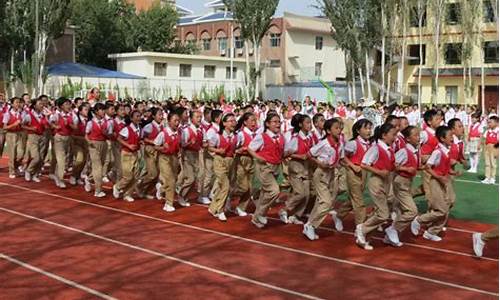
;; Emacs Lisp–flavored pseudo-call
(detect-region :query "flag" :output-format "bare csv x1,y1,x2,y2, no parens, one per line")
319,78,335,105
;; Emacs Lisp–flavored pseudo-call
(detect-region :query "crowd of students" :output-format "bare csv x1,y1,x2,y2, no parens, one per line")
0,93,498,256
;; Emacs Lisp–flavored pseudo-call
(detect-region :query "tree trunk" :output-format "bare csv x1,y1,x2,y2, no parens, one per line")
34,31,49,96
244,41,251,102
380,5,386,103
358,67,365,98
432,1,443,105
385,54,392,104
365,51,372,100
481,64,485,112
351,59,357,103
417,2,424,110
400,6,407,104
9,48,15,98
253,38,260,100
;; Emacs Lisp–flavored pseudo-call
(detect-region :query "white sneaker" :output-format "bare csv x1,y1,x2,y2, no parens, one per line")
235,207,248,217
218,212,227,221
32,176,41,183
423,230,442,242
24,172,31,182
77,179,84,185
303,223,317,241
84,178,92,192
58,181,67,189
390,211,397,221
156,183,162,200
489,178,496,184
472,233,485,257
48,174,56,181
481,178,491,184
377,225,384,232
178,198,191,207
69,176,77,186
410,217,421,236
198,197,211,205
251,218,265,229
102,176,110,183
8,174,15,179
256,215,268,225
278,209,288,224
112,185,121,199
384,226,403,247
356,239,374,251
355,224,367,245
94,191,106,198
144,194,155,200
163,203,175,212
331,210,344,232
123,195,135,202
288,215,304,225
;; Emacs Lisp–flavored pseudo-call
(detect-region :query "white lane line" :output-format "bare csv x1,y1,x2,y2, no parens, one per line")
415,174,499,186
0,207,323,300
0,183,497,297
0,253,117,300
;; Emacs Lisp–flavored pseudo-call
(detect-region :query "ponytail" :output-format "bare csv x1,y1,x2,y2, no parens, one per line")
371,123,394,144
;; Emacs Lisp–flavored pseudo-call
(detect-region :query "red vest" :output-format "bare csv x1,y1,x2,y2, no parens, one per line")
112,119,126,141
184,126,203,152
485,130,498,145
469,123,481,139
372,144,395,171
449,141,465,162
0,105,7,129
27,111,48,135
122,125,140,153
73,117,87,137
6,110,21,132
201,122,211,134
348,139,369,166
218,133,238,157
337,106,346,118
144,122,163,145
327,136,342,166
432,149,451,177
398,147,418,178
160,130,180,155
87,119,109,141
394,135,406,152
256,133,285,165
55,113,73,136
293,132,313,156
421,128,438,155
238,129,255,155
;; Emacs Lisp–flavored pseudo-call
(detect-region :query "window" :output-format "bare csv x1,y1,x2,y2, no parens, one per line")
315,62,322,77
445,86,458,104
234,36,244,49
218,37,227,52
270,33,281,47
408,44,426,65
269,60,281,68
202,38,211,51
408,84,421,103
154,62,167,77
484,0,496,23
446,3,461,25
226,67,237,79
484,41,499,63
444,43,462,65
315,36,323,50
204,65,216,78
179,64,192,77
186,39,196,47
410,5,427,27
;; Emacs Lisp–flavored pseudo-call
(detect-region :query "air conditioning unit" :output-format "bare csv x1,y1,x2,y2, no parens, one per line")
237,48,244,55
249,48,254,55
220,49,226,56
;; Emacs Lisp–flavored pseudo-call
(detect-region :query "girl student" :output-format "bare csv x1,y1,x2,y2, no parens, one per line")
248,113,285,229
467,112,483,173
229,112,258,217
207,113,238,221
332,118,373,232
303,118,344,241
385,125,421,247
200,109,223,203
113,110,142,202
22,97,49,182
178,110,205,205
154,112,182,212
482,116,499,184
69,102,90,186
355,123,397,251
109,103,127,182
85,103,113,198
137,107,163,199
3,97,24,178
411,126,457,242
279,113,314,225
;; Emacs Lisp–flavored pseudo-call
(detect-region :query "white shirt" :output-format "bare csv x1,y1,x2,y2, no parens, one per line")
119,123,140,139
284,130,312,155
395,143,418,165
420,127,435,145
181,123,202,147
309,137,344,166
236,126,257,148
248,130,280,152
154,126,177,146
85,118,113,135
142,120,162,139
362,140,393,166
427,143,450,167
344,136,371,156
208,130,235,148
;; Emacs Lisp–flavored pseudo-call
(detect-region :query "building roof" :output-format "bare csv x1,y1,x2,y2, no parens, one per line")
177,11,233,24
176,4,194,16
47,63,146,79
108,51,246,63
205,0,226,8
415,67,499,77
283,12,333,34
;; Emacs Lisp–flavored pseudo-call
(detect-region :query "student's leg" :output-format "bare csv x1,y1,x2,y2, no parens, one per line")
89,141,106,193
112,141,122,181
160,155,178,207
0,128,5,159
285,160,309,216
72,137,88,180
485,145,492,179
252,162,280,222
25,135,42,176
362,175,390,235
201,152,215,198
308,168,334,228
139,145,159,195
179,151,197,199
417,178,448,235
234,156,253,211
482,227,499,242
209,156,232,214
337,168,366,225
54,135,69,182
6,132,19,176
393,175,418,232
117,151,138,197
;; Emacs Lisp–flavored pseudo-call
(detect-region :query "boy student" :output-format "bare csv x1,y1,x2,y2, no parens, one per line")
482,116,499,184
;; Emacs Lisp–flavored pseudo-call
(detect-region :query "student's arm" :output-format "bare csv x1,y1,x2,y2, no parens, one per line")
246,148,266,163
117,136,137,151
311,156,332,169
361,164,389,177
425,165,448,185
343,156,361,173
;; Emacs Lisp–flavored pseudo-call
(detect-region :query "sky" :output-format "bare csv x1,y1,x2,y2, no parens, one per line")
176,0,321,17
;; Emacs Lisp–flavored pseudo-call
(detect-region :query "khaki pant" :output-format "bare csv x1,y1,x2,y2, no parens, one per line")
54,135,71,181
393,175,418,232
484,143,498,179
337,168,367,225
308,167,335,228
285,159,310,217
116,151,139,197
201,151,215,198
252,162,280,224
209,156,234,214
88,140,108,193
25,134,43,176
418,177,452,235
362,174,391,235
233,155,255,211
158,154,179,206
5,131,22,175
48,136,57,175
39,130,51,166
178,150,200,198
280,161,290,188
19,131,27,161
482,227,499,242
139,145,159,195
72,136,88,179
0,128,5,158
333,165,347,195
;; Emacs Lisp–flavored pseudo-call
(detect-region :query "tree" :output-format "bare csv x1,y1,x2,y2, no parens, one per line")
429,0,446,104
224,0,279,100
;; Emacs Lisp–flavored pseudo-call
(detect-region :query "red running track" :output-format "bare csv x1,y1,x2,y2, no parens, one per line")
0,171,498,299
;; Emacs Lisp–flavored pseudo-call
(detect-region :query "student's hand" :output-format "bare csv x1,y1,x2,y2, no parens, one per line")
351,165,361,173
128,144,138,151
297,154,308,161
13,120,21,126
215,148,225,155
405,167,417,175
438,175,448,185
378,169,390,178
